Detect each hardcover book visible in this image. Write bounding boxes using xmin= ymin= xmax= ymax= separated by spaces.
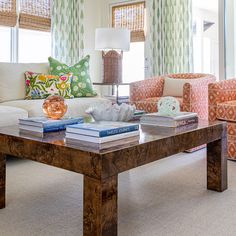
xmin=19 ymin=117 xmax=84 ymax=133
xmin=65 ymin=130 xmax=139 ymax=143
xmin=140 ymin=112 xmax=198 ymax=127
xmin=66 ymin=121 xmax=139 ymax=137
xmin=66 ymin=135 xmax=140 ymax=150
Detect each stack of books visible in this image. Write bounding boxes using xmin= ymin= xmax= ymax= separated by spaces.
xmin=140 ymin=112 xmax=198 ymax=127
xmin=132 ymin=110 xmax=146 ymax=120
xmin=117 ymin=96 xmax=130 ymax=104
xmin=104 ymin=95 xmax=130 ymax=104
xmin=141 ymin=123 xmax=198 ymax=136
xmin=19 ymin=117 xmax=84 ymax=137
xmin=65 ymin=121 xmax=140 ymax=149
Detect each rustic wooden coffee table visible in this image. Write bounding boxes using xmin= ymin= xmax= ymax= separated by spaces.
xmin=0 ymin=121 xmax=227 ymax=236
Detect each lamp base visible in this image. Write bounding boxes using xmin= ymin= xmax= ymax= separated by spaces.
xmin=102 ymin=50 xmax=123 ymax=84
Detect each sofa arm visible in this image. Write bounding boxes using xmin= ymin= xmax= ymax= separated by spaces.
xmin=183 ymin=77 xmax=216 ymax=120
xmin=130 ymin=76 xmax=165 ymax=102
xmin=209 ymin=79 xmax=236 ymax=121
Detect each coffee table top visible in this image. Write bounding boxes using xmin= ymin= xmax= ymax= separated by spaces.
xmin=0 ymin=120 xmax=226 ymax=155
xmin=0 ymin=120 xmax=227 ymax=179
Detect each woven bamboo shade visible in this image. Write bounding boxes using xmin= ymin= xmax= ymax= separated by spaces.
xmin=112 ymin=2 xmax=145 ymax=42
xmin=0 ymin=0 xmax=17 ymax=27
xmin=19 ymin=0 xmax=51 ymax=31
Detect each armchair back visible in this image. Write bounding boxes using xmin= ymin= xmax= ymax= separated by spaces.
xmin=130 ymin=73 xmax=216 ymax=119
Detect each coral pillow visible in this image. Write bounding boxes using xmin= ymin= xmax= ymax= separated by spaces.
xmin=24 ymin=71 xmax=74 ymax=99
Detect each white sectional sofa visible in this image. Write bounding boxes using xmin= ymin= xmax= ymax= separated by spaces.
xmin=0 ymin=62 xmax=110 ymax=127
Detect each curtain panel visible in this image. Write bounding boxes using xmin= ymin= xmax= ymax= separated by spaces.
xmin=146 ymin=0 xmax=193 ymax=77
xmin=51 ymin=0 xmax=84 ymax=65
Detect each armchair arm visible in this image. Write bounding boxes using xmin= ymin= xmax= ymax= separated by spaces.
xmin=130 ymin=76 xmax=165 ymax=102
xmin=183 ymin=77 xmax=216 ymax=120
xmin=209 ymin=79 xmax=236 ymax=121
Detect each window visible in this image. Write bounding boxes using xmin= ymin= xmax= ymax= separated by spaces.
xmin=112 ymin=2 xmax=146 ymax=96
xmin=225 ymin=0 xmax=236 ymax=79
xmin=120 ymin=42 xmax=145 ymax=96
xmin=0 ymin=26 xmax=11 ymax=62
xmin=19 ymin=29 xmax=51 ymax=62
xmin=112 ymin=2 xmax=145 ymax=42
xmin=19 ymin=0 xmax=51 ymax=31
xmin=0 ymin=0 xmax=51 ymax=63
xmin=0 ymin=0 xmax=17 ymax=27
xmin=192 ymin=0 xmax=219 ymax=79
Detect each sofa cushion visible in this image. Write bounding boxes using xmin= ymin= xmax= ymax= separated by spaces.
xmin=133 ymin=97 xmax=183 ymax=113
xmin=0 ymin=106 xmax=28 ymax=127
xmin=163 ymin=77 xmax=196 ymax=97
xmin=48 ymin=55 xmax=97 ymax=97
xmin=217 ymin=100 xmax=236 ymax=122
xmin=0 ymin=62 xmax=48 ymax=102
xmin=1 ymin=97 xmax=111 ymax=118
xmin=25 ymin=71 xmax=74 ymax=99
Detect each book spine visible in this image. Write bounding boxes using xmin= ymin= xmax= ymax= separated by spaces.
xmin=44 ymin=119 xmax=83 ymax=129
xmin=43 ymin=120 xmax=83 ymax=133
xmin=43 ymin=125 xmax=66 ymax=132
xmin=175 ymin=117 xmax=198 ymax=127
xmin=99 ymin=125 xmax=139 ymax=137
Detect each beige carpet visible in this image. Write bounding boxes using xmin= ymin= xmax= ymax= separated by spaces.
xmin=1 ymin=149 xmax=236 ymax=236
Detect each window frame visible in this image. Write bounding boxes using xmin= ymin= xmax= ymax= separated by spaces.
xmin=1 ymin=0 xmax=51 ymax=63
xmin=108 ymin=1 xmax=146 ymax=96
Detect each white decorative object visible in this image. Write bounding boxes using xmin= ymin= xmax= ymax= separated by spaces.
xmin=86 ymin=103 xmax=136 ymax=122
xmin=157 ymin=97 xmax=180 ymax=116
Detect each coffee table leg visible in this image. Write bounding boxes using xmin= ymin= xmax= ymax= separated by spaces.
xmin=0 ymin=153 xmax=6 ymax=209
xmin=207 ymin=132 xmax=227 ymax=192
xmin=83 ymin=175 xmax=118 ymax=236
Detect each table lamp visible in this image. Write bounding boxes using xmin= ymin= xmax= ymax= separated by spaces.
xmin=95 ymin=28 xmax=130 ymax=84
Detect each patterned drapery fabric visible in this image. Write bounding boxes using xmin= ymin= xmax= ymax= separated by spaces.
xmin=51 ymin=0 xmax=84 ymax=65
xmin=146 ymin=0 xmax=193 ymax=77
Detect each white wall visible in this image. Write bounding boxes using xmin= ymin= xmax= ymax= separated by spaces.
xmin=83 ymin=0 xmax=103 ymax=93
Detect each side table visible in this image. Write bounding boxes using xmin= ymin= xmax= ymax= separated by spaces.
xmin=93 ymin=82 xmax=130 ymax=104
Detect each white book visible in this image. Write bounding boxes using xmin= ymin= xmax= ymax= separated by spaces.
xmin=65 ymin=130 xmax=140 ymax=143
xmin=66 ymin=135 xmax=139 ymax=150
xmin=66 ymin=121 xmax=139 ymax=137
xmin=141 ymin=112 xmax=197 ymax=121
xmin=19 ymin=125 xmax=44 ymax=133
xmin=19 ymin=117 xmax=83 ymax=128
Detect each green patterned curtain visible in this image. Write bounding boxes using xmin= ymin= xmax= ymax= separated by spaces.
xmin=51 ymin=0 xmax=84 ymax=65
xmin=146 ymin=0 xmax=193 ymax=77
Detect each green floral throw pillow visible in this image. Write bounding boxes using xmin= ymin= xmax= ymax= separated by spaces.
xmin=48 ymin=55 xmax=97 ymax=97
xmin=25 ymin=71 xmax=74 ymax=99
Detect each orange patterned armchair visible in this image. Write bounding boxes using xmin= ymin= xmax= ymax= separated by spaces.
xmin=130 ymin=73 xmax=216 ymax=119
xmin=209 ymin=79 xmax=236 ymax=160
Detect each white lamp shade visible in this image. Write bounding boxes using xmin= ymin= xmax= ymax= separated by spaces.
xmin=95 ymin=28 xmax=130 ymax=51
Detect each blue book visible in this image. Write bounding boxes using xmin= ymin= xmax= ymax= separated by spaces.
xmin=66 ymin=121 xmax=139 ymax=137
xmin=19 ymin=117 xmax=84 ymax=133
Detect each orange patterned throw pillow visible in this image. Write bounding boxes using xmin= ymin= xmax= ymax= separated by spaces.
xmin=24 ymin=71 xmax=74 ymax=99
